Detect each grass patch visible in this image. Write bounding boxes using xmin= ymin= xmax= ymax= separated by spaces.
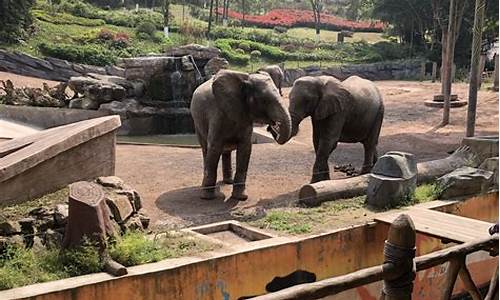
xmin=0 ymin=231 xmax=217 ymax=290
xmin=0 ymin=188 xmax=68 ymax=222
xmin=414 ymin=183 xmax=441 ymax=203
xmin=250 ymin=196 xmax=366 ymax=235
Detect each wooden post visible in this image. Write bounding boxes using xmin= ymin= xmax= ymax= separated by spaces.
xmin=494 ymin=54 xmax=499 ymax=91
xmin=380 ymin=214 xmax=416 ymax=300
xmin=466 ymin=0 xmax=485 ymax=137
xmin=337 ymin=32 xmax=344 ymax=43
xmin=63 ymin=181 xmax=127 ymax=277
xmin=432 ymin=62 xmax=438 ymax=83
xmin=485 ymin=266 xmax=499 ymax=300
xmin=442 ymin=0 xmax=459 ymax=126
xmin=442 ymin=256 xmax=463 ymax=299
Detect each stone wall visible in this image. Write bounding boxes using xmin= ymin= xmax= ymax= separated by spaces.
xmin=0 ymin=49 xmax=125 ymax=82
xmin=283 ymin=59 xmax=426 ymax=86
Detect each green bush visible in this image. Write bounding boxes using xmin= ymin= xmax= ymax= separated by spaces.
xmin=109 ymin=231 xmax=169 ymax=267
xmin=372 ymin=41 xmax=409 ymax=61
xmin=214 ymin=39 xmax=250 ymax=65
xmin=136 ymin=21 xmax=157 ymax=37
xmin=39 ymin=42 xmax=116 ymax=66
xmin=33 ymin=10 xmax=105 ymax=26
xmin=0 ymin=0 xmax=35 ymax=43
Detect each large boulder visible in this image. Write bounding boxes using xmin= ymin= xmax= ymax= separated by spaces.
xmin=204 ymin=57 xmax=229 ymax=78
xmin=437 ymin=166 xmax=494 ymax=198
xmin=367 ymin=152 xmax=417 ymax=208
xmin=479 ymin=157 xmax=499 ymax=189
xmin=164 ymin=44 xmax=221 ymax=62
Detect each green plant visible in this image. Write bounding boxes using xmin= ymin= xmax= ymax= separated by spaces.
xmin=253 ymin=211 xmax=312 ymax=234
xmin=214 ymin=39 xmax=250 ymax=65
xmin=59 ymin=239 xmax=104 ymax=276
xmin=414 ymin=183 xmax=443 ymax=203
xmin=0 ymin=0 xmax=36 ymax=43
xmin=109 ymin=231 xmax=169 ymax=266
xmin=136 ymin=21 xmax=157 ymax=37
xmin=32 ymin=10 xmax=105 ymax=27
xmin=38 ymin=42 xmax=116 ymax=66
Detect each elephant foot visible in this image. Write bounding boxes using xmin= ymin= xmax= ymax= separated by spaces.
xmin=360 ymin=165 xmax=373 ymax=175
xmin=200 ymin=188 xmax=217 ymax=200
xmin=311 ymin=173 xmax=330 ymax=184
xmin=230 ymin=192 xmax=248 ymax=201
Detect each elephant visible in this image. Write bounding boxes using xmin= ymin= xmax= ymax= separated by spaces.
xmin=257 ymin=65 xmax=284 ymax=96
xmin=277 ymin=75 xmax=384 ymax=183
xmin=190 ymin=70 xmax=291 ymax=200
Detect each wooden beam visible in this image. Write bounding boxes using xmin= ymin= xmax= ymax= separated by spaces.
xmin=442 ymin=256 xmax=463 ymax=299
xmin=458 ymin=265 xmax=482 ymax=300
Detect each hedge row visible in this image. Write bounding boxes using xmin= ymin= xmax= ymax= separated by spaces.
xmin=38 ymin=42 xmax=117 ymax=66
xmin=33 ymin=10 xmax=105 ymax=27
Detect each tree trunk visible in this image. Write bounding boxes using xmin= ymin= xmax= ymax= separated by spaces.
xmin=215 ymin=0 xmax=219 ymax=24
xmin=466 ymin=0 xmax=486 ymax=137
xmin=442 ymin=0 xmax=459 ymax=126
xmin=163 ymin=0 xmax=170 ymax=27
xmin=207 ymin=0 xmax=214 ymax=36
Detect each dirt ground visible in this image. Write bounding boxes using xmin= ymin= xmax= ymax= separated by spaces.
xmin=116 ymin=81 xmax=498 ymax=229
xmin=1 ymin=72 xmax=498 ymax=229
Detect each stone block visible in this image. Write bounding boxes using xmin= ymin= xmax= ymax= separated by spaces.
xmin=121 ymin=215 xmax=143 ymax=232
xmin=106 ymin=194 xmax=134 ymax=223
xmin=479 ymin=157 xmax=499 ymax=189
xmin=97 ymin=176 xmax=125 ymax=189
xmin=367 ymin=152 xmax=417 ymax=208
xmin=437 ymin=166 xmax=494 ymax=199
xmin=54 ymin=204 xmax=69 ymax=226
xmin=0 ymin=221 xmax=22 ymax=235
xmin=117 ymin=188 xmax=142 ymax=211
xmin=462 ymin=136 xmax=499 ymax=163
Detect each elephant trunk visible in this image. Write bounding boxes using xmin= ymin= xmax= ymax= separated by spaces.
xmin=290 ymin=111 xmax=303 ymax=138
xmin=268 ymin=102 xmax=292 ymax=145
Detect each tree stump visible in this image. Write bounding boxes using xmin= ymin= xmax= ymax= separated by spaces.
xmin=63 ymin=181 xmax=127 ymax=276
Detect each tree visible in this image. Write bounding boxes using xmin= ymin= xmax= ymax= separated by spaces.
xmin=162 ymin=0 xmax=170 ymax=27
xmin=0 ymin=0 xmax=35 ymax=44
xmin=207 ymin=0 xmax=214 ymax=36
xmin=310 ymin=0 xmax=322 ymax=42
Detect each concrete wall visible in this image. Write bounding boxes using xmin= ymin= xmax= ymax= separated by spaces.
xmin=283 ymin=59 xmax=426 ymax=86
xmin=0 ymin=193 xmax=496 ymax=300
xmin=0 ymin=104 xmax=109 ymax=129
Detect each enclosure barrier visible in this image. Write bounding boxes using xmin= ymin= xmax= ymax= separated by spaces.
xmin=251 ymin=214 xmax=498 ymax=300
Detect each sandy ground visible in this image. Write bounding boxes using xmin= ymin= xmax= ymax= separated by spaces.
xmin=116 ymin=81 xmax=498 ymax=228
xmin=1 ymin=72 xmax=498 ymax=229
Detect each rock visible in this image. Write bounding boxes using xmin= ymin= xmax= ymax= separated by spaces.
xmin=44 ymin=229 xmax=63 ymax=248
xmin=68 ymin=97 xmax=99 ymax=110
xmin=479 ymin=157 xmax=499 ymax=189
xmin=18 ymin=217 xmax=35 ymax=235
xmin=31 ymin=236 xmax=45 ymax=250
xmin=367 ymin=152 xmax=417 ymax=208
xmin=165 ymin=44 xmax=221 ymax=61
xmin=54 ymin=204 xmax=69 ymax=226
xmin=0 ymin=221 xmax=22 ymax=235
xmin=105 ymin=65 xmax=126 ymax=77
xmin=137 ymin=210 xmax=150 ymax=229
xmin=97 ymin=176 xmax=125 ymax=189
xmin=0 ymin=235 xmax=24 ymax=254
xmin=204 ymin=57 xmax=229 ymax=78
xmin=437 ymin=166 xmax=494 ymax=198
xmin=106 ymin=194 xmax=134 ymax=223
xmin=117 ymin=187 xmax=142 ymax=211
xmin=121 ymin=215 xmax=143 ymax=232
xmin=181 ymin=56 xmax=195 ymax=71
xmin=230 ymin=207 xmax=266 ymax=222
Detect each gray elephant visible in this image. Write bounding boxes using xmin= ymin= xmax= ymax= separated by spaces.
xmin=258 ymin=65 xmax=284 ymax=96
xmin=277 ymin=75 xmax=384 ymax=183
xmin=190 ymin=70 xmax=291 ymax=200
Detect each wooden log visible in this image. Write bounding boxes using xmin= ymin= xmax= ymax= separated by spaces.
xmin=299 ymin=175 xmax=370 ymax=206
xmin=442 ymin=256 xmax=463 ymax=299
xmin=420 ymin=62 xmax=426 ymax=81
xmin=381 ymin=214 xmax=416 ymax=300
xmin=432 ymin=62 xmax=438 ymax=83
xmin=458 ymin=265 xmax=481 ymax=300
xmin=104 ymin=255 xmax=128 ymax=276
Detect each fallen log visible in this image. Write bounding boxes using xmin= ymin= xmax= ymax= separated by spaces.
xmin=299 ymin=146 xmax=478 ymax=206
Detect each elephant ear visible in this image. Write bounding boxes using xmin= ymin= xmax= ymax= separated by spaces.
xmin=212 ymin=70 xmax=251 ymax=122
xmin=313 ymin=80 xmax=352 ymax=120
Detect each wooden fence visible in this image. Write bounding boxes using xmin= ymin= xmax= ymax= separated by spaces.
xmin=252 ymin=214 xmax=498 ymax=300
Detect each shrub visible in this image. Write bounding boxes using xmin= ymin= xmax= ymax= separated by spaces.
xmin=39 ymin=42 xmax=116 ymax=66
xmin=274 ymin=26 xmax=288 ymax=34
xmin=32 ymin=10 xmax=105 ymax=26
xmin=97 ymin=28 xmax=114 ymax=41
xmin=110 ymin=231 xmax=169 ymax=267
xmin=111 ymin=32 xmax=131 ymax=49
xmin=179 ymin=22 xmax=206 ymax=39
xmin=59 ymin=239 xmax=103 ymax=276
xmin=372 ymin=41 xmax=409 ymax=61
xmin=0 ymin=0 xmax=35 ymax=43
xmin=136 ymin=21 xmax=157 ymax=38
xmin=214 ymin=39 xmax=250 ymax=65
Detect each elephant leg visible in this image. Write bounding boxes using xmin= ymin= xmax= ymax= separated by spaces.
xmin=361 ymin=109 xmax=383 ymax=174
xmin=222 ymin=151 xmax=233 ymax=184
xmin=231 ymin=140 xmax=252 ymax=201
xmin=311 ymin=119 xmax=342 ymax=183
xmin=311 ymin=141 xmax=337 ymax=183
xmin=200 ymin=143 xmax=223 ymax=200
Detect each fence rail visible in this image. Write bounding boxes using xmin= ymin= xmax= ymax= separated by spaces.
xmin=252 ymin=214 xmax=498 ymax=300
